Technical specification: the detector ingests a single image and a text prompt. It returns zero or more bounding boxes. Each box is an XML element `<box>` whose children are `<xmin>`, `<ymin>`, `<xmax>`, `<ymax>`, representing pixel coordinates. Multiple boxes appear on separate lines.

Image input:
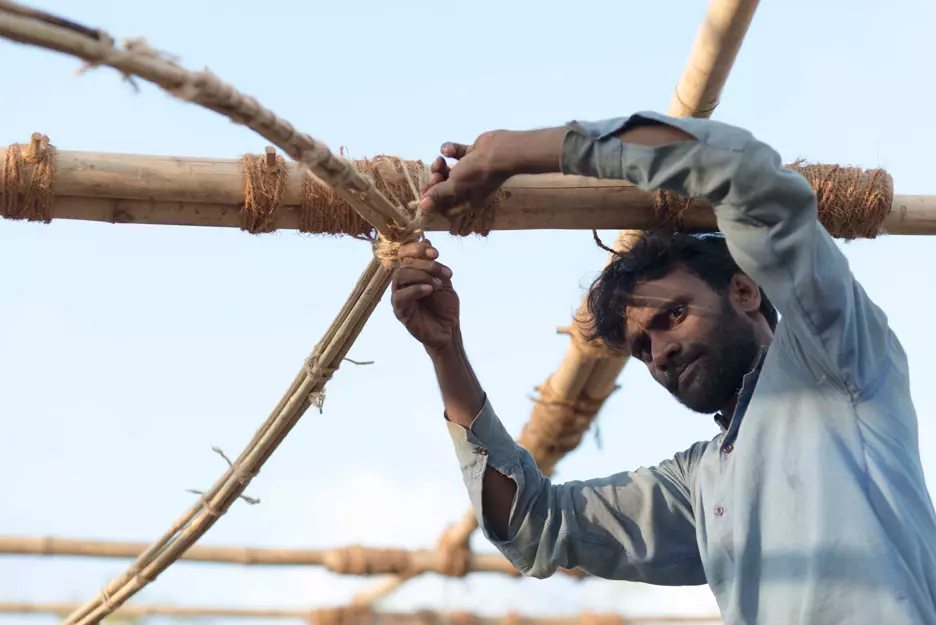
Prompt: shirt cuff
<box><xmin>445</xmin><ymin>396</ymin><xmax>522</xmax><ymax>479</ymax></box>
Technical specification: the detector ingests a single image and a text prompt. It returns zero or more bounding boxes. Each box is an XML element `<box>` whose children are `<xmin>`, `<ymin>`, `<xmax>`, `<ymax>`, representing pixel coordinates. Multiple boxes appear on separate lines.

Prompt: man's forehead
<box><xmin>624</xmin><ymin>270</ymin><xmax>706</xmax><ymax>324</ymax></box>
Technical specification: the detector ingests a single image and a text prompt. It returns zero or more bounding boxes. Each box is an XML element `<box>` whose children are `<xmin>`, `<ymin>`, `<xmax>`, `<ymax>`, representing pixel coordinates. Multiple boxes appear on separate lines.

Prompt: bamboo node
<box><xmin>323</xmin><ymin>545</ymin><xmax>414</xmax><ymax>576</ymax></box>
<box><xmin>1</xmin><ymin>133</ymin><xmax>55</xmax><ymax>223</ymax></box>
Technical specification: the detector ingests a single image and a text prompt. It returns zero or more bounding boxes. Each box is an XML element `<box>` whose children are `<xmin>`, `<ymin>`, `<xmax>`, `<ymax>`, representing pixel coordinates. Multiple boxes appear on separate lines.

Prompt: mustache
<box><xmin>663</xmin><ymin>348</ymin><xmax>704</xmax><ymax>393</ymax></box>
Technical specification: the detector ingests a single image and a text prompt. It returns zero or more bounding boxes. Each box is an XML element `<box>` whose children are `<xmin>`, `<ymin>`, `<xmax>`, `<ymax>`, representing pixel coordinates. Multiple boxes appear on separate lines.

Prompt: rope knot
<box><xmin>435</xmin><ymin>528</ymin><xmax>471</xmax><ymax>577</ymax></box>
<box><xmin>1</xmin><ymin>133</ymin><xmax>56</xmax><ymax>223</ymax></box>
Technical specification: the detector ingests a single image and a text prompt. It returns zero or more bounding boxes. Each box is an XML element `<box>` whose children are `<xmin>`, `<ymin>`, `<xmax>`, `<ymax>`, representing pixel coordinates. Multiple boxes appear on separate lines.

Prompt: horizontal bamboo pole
<box><xmin>0</xmin><ymin>603</ymin><xmax>722</xmax><ymax>623</ymax></box>
<box><xmin>0</xmin><ymin>536</ymin><xmax>521</xmax><ymax>576</ymax></box>
<box><xmin>3</xmin><ymin>149</ymin><xmax>935</xmax><ymax>235</ymax></box>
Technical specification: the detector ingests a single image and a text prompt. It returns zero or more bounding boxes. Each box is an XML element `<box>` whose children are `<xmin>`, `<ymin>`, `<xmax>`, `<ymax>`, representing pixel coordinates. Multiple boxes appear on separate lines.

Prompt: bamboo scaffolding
<box><xmin>0</xmin><ymin>603</ymin><xmax>722</xmax><ymax>623</ymax></box>
<box><xmin>350</xmin><ymin>0</ymin><xmax>766</xmax><ymax>608</ymax></box>
<box><xmin>0</xmin><ymin>3</ymin><xmax>424</xmax><ymax>623</ymax></box>
<box><xmin>1</xmin><ymin>148</ymin><xmax>935</xmax><ymax>235</ymax></box>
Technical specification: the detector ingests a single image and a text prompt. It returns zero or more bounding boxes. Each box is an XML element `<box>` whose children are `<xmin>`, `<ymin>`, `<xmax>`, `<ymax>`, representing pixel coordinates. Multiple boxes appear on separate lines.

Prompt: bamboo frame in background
<box><xmin>0</xmin><ymin>603</ymin><xmax>723</xmax><ymax>624</ymax></box>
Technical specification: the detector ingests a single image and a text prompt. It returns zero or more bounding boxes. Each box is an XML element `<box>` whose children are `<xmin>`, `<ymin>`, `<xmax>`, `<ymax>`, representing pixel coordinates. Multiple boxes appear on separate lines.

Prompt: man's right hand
<box><xmin>391</xmin><ymin>241</ymin><xmax>459</xmax><ymax>353</ymax></box>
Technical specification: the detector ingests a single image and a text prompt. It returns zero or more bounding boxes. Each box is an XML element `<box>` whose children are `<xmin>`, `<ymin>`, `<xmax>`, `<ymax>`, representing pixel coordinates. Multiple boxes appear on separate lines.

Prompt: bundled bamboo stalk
<box><xmin>0</xmin><ymin>603</ymin><xmax>723</xmax><ymax>623</ymax></box>
<box><xmin>0</xmin><ymin>3</ymin><xmax>429</xmax><ymax>623</ymax></box>
<box><xmin>2</xmin><ymin>146</ymin><xmax>936</xmax><ymax>237</ymax></box>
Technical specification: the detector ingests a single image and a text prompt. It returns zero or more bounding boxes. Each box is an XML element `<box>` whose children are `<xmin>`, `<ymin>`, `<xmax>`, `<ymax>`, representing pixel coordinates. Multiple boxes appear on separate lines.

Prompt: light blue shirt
<box><xmin>446</xmin><ymin>112</ymin><xmax>936</xmax><ymax>624</ymax></box>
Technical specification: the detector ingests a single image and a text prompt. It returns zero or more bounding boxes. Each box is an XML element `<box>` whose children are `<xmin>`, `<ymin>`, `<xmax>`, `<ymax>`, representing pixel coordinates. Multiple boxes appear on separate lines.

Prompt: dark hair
<box><xmin>585</xmin><ymin>232</ymin><xmax>778</xmax><ymax>352</ymax></box>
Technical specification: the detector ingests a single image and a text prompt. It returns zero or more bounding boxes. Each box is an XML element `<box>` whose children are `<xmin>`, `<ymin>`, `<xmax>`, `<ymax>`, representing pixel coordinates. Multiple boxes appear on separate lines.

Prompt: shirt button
<box><xmin>715</xmin><ymin>506</ymin><xmax>725</xmax><ymax>516</ymax></box>
<box><xmin>723</xmin><ymin>444</ymin><xmax>734</xmax><ymax>454</ymax></box>
<box><xmin>476</xmin><ymin>447</ymin><xmax>488</xmax><ymax>456</ymax></box>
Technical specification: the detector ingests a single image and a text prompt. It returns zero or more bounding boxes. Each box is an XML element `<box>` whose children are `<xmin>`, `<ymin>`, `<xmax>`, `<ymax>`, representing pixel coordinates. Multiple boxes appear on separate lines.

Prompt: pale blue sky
<box><xmin>2</xmin><ymin>0</ymin><xmax>935</xmax><ymax>623</ymax></box>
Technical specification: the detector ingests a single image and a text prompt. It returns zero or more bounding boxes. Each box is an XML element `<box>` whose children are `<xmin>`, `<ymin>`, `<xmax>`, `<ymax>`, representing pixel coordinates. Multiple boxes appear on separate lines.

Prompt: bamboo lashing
<box><xmin>349</xmin><ymin>0</ymin><xmax>766</xmax><ymax>608</ymax></box>
<box><xmin>0</xmin><ymin>535</ymin><xmax>589</xmax><ymax>578</ymax></box>
<box><xmin>0</xmin><ymin>2</ymin><xmax>433</xmax><ymax>623</ymax></box>
<box><xmin>0</xmin><ymin>603</ymin><xmax>723</xmax><ymax>623</ymax></box>
<box><xmin>2</xmin><ymin>145</ymin><xmax>935</xmax><ymax>237</ymax></box>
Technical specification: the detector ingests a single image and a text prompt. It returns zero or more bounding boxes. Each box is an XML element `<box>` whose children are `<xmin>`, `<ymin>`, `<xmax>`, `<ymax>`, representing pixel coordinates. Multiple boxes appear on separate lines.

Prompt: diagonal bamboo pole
<box><xmin>0</xmin><ymin>2</ymin><xmax>420</xmax><ymax>623</ymax></box>
<box><xmin>351</xmin><ymin>0</ymin><xmax>762</xmax><ymax>607</ymax></box>
<box><xmin>0</xmin><ymin>603</ymin><xmax>723</xmax><ymax>623</ymax></box>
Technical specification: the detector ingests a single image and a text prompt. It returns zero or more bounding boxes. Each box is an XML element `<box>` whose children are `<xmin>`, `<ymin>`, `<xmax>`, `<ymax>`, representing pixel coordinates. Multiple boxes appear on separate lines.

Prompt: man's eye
<box><xmin>669</xmin><ymin>305</ymin><xmax>687</xmax><ymax>321</ymax></box>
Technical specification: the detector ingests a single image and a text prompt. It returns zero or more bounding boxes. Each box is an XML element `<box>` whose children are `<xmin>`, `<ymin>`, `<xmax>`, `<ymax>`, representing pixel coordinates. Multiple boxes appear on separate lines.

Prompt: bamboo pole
<box><xmin>0</xmin><ymin>536</ymin><xmax>530</xmax><ymax>577</ymax></box>
<box><xmin>2</xmin><ymin>149</ymin><xmax>935</xmax><ymax>235</ymax></box>
<box><xmin>0</xmin><ymin>603</ymin><xmax>723</xmax><ymax>623</ymax></box>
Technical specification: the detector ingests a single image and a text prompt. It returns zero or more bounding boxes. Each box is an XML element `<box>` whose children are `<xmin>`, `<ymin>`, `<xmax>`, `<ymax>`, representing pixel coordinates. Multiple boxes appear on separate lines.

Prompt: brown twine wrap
<box><xmin>519</xmin><ymin>377</ymin><xmax>618</xmax><ymax>469</ymax></box>
<box><xmin>650</xmin><ymin>162</ymin><xmax>893</xmax><ymax>240</ymax></box>
<box><xmin>308</xmin><ymin>607</ymin><xmax>373</xmax><ymax>625</ymax></box>
<box><xmin>1</xmin><ymin>133</ymin><xmax>56</xmax><ymax>223</ymax></box>
<box><xmin>435</xmin><ymin>529</ymin><xmax>472</xmax><ymax>578</ymax></box>
<box><xmin>579</xmin><ymin>612</ymin><xmax>628</xmax><ymax>625</ymax></box>
<box><xmin>241</xmin><ymin>150</ymin><xmax>288</xmax><ymax>234</ymax></box>
<box><xmin>322</xmin><ymin>545</ymin><xmax>414</xmax><ymax>576</ymax></box>
<box><xmin>449</xmin><ymin>612</ymin><xmax>481</xmax><ymax>625</ymax></box>
<box><xmin>298</xmin><ymin>155</ymin><xmax>500</xmax><ymax>240</ymax></box>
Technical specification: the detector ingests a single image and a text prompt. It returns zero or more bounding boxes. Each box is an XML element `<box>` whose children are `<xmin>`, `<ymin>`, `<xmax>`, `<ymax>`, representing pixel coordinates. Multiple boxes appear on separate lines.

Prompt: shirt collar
<box><xmin>714</xmin><ymin>345</ymin><xmax>770</xmax><ymax>431</ymax></box>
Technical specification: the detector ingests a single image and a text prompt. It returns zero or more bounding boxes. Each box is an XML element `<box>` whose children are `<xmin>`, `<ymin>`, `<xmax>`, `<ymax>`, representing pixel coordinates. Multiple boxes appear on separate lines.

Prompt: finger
<box><xmin>400</xmin><ymin>257</ymin><xmax>453</xmax><ymax>281</ymax></box>
<box><xmin>421</xmin><ymin>179</ymin><xmax>462</xmax><ymax>214</ymax></box>
<box><xmin>430</xmin><ymin>156</ymin><xmax>450</xmax><ymax>176</ymax></box>
<box><xmin>391</xmin><ymin>284</ymin><xmax>435</xmax><ymax>311</ymax></box>
<box><xmin>441</xmin><ymin>142</ymin><xmax>472</xmax><ymax>160</ymax></box>
<box><xmin>397</xmin><ymin>241</ymin><xmax>439</xmax><ymax>261</ymax></box>
<box><xmin>394</xmin><ymin>267</ymin><xmax>444</xmax><ymax>289</ymax></box>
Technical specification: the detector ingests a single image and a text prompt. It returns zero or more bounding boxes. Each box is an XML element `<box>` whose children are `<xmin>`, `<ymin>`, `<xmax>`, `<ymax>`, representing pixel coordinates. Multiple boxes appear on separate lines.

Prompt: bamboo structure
<box><xmin>1</xmin><ymin>148</ymin><xmax>934</xmax><ymax>236</ymax></box>
<box><xmin>0</xmin><ymin>0</ymin><xmax>932</xmax><ymax>622</ymax></box>
<box><xmin>0</xmin><ymin>603</ymin><xmax>722</xmax><ymax>623</ymax></box>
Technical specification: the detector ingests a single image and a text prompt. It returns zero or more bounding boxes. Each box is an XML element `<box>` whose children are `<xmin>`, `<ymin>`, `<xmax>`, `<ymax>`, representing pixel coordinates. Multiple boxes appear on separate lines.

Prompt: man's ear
<box><xmin>729</xmin><ymin>272</ymin><xmax>762</xmax><ymax>316</ymax></box>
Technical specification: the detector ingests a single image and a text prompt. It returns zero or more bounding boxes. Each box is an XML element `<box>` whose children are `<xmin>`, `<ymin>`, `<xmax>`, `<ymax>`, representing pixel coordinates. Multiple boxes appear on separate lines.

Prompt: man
<box><xmin>390</xmin><ymin>112</ymin><xmax>936</xmax><ymax>624</ymax></box>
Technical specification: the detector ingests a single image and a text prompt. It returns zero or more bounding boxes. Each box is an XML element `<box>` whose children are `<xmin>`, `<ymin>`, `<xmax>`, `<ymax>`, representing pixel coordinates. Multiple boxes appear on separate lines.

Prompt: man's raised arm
<box><xmin>563</xmin><ymin>112</ymin><xmax>892</xmax><ymax>398</ymax></box>
<box><xmin>422</xmin><ymin>113</ymin><xmax>893</xmax><ymax>398</ymax></box>
<box><xmin>390</xmin><ymin>241</ymin><xmax>706</xmax><ymax>584</ymax></box>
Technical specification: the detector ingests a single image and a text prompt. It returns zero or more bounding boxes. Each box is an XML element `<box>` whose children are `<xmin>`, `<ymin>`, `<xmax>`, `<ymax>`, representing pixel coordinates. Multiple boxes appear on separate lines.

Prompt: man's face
<box><xmin>624</xmin><ymin>267</ymin><xmax>761</xmax><ymax>414</ymax></box>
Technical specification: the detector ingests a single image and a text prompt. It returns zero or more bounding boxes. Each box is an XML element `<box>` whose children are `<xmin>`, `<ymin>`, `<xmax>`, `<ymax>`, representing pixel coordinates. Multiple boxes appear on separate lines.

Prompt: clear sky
<box><xmin>2</xmin><ymin>0</ymin><xmax>935</xmax><ymax>623</ymax></box>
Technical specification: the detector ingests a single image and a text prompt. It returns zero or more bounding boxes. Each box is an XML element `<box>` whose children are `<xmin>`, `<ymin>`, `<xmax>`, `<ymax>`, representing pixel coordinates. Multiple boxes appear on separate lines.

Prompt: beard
<box><xmin>668</xmin><ymin>301</ymin><xmax>761</xmax><ymax>414</ymax></box>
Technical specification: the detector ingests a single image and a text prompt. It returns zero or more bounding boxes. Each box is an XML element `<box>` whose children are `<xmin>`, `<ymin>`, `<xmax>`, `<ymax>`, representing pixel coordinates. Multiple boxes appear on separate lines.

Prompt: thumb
<box><xmin>441</xmin><ymin>142</ymin><xmax>473</xmax><ymax>160</ymax></box>
<box><xmin>421</xmin><ymin>178</ymin><xmax>462</xmax><ymax>214</ymax></box>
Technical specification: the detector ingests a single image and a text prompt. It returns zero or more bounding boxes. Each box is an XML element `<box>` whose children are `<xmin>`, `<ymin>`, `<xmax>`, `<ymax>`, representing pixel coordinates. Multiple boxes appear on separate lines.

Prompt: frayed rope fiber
<box><xmin>650</xmin><ymin>162</ymin><xmax>893</xmax><ymax>240</ymax></box>
<box><xmin>1</xmin><ymin>133</ymin><xmax>56</xmax><ymax>223</ymax></box>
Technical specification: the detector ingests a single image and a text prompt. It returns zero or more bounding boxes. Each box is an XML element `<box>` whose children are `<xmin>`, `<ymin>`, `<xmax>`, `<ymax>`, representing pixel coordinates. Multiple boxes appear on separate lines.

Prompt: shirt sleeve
<box><xmin>561</xmin><ymin>112</ymin><xmax>894</xmax><ymax>399</ymax></box>
<box><xmin>446</xmin><ymin>397</ymin><xmax>707</xmax><ymax>585</ymax></box>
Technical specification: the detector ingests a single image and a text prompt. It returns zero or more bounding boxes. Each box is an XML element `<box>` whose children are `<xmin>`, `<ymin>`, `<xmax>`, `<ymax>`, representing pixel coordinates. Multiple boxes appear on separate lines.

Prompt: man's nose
<box><xmin>651</xmin><ymin>336</ymin><xmax>682</xmax><ymax>372</ymax></box>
